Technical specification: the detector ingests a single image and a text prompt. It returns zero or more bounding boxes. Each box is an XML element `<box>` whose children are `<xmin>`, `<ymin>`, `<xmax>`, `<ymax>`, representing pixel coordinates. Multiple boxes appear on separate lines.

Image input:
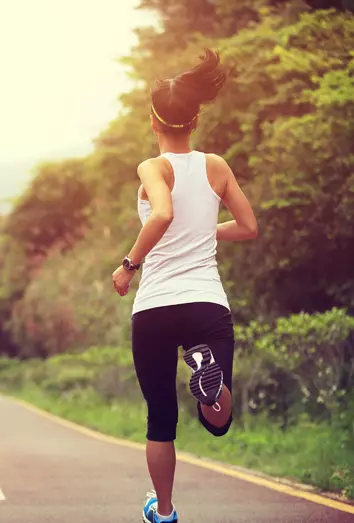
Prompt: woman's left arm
<box><xmin>112</xmin><ymin>158</ymin><xmax>173</xmax><ymax>295</ymax></box>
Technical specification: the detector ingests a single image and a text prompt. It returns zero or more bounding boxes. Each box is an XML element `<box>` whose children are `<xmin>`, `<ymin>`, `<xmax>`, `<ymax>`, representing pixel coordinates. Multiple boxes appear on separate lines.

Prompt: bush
<box><xmin>0</xmin><ymin>357</ymin><xmax>23</xmax><ymax>390</ymax></box>
<box><xmin>233</xmin><ymin>308</ymin><xmax>354</xmax><ymax>424</ymax></box>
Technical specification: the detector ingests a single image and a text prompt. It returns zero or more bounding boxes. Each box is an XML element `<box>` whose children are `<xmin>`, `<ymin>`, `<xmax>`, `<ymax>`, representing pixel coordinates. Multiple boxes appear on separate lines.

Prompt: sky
<box><xmin>0</xmin><ymin>0</ymin><xmax>156</xmax><ymax>212</ymax></box>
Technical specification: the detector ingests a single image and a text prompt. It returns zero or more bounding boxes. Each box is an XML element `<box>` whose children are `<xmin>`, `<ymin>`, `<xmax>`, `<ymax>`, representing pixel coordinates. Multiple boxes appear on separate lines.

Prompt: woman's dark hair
<box><xmin>151</xmin><ymin>48</ymin><xmax>226</xmax><ymax>134</ymax></box>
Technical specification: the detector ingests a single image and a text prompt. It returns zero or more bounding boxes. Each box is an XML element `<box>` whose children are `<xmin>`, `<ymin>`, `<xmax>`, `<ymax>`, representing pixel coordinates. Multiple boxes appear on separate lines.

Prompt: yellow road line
<box><xmin>7</xmin><ymin>395</ymin><xmax>354</xmax><ymax>515</ymax></box>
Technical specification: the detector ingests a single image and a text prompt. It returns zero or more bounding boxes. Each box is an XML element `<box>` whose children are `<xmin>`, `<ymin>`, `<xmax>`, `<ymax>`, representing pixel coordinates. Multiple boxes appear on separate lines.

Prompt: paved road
<box><xmin>1</xmin><ymin>395</ymin><xmax>353</xmax><ymax>523</ymax></box>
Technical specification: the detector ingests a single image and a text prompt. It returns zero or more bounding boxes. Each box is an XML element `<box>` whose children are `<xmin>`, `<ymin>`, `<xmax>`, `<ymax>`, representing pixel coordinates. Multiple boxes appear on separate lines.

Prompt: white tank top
<box><xmin>132</xmin><ymin>150</ymin><xmax>230</xmax><ymax>315</ymax></box>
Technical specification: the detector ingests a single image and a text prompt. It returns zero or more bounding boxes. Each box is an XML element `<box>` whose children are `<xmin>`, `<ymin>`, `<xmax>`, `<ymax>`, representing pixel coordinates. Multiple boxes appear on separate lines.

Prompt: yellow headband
<box><xmin>151</xmin><ymin>103</ymin><xmax>198</xmax><ymax>129</ymax></box>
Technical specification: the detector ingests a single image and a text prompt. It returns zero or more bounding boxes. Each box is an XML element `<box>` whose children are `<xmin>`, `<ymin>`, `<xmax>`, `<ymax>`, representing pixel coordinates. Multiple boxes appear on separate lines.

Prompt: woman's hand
<box><xmin>112</xmin><ymin>266</ymin><xmax>136</xmax><ymax>296</ymax></box>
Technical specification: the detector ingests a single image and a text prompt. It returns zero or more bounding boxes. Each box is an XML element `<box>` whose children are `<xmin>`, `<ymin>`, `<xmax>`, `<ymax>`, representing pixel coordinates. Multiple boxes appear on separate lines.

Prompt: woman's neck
<box><xmin>157</xmin><ymin>133</ymin><xmax>192</xmax><ymax>154</ymax></box>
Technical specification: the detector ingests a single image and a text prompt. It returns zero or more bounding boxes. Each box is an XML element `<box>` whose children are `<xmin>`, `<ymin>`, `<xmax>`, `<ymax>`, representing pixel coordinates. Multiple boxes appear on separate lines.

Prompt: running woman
<box><xmin>112</xmin><ymin>48</ymin><xmax>258</xmax><ymax>523</ymax></box>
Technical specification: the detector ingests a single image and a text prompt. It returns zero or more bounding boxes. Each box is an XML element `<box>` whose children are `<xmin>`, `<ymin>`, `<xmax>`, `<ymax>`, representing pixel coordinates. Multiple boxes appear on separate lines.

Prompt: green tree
<box><xmin>5</xmin><ymin>158</ymin><xmax>93</xmax><ymax>256</ymax></box>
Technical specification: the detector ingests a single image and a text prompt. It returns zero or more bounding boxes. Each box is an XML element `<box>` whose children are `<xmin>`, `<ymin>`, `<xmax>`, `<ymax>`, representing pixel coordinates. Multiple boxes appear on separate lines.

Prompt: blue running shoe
<box><xmin>143</xmin><ymin>489</ymin><xmax>178</xmax><ymax>523</ymax></box>
<box><xmin>184</xmin><ymin>344</ymin><xmax>223</xmax><ymax>407</ymax></box>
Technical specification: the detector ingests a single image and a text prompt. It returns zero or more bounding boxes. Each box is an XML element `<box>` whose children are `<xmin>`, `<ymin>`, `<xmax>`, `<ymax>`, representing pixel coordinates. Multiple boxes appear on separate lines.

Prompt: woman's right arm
<box><xmin>212</xmin><ymin>155</ymin><xmax>258</xmax><ymax>242</ymax></box>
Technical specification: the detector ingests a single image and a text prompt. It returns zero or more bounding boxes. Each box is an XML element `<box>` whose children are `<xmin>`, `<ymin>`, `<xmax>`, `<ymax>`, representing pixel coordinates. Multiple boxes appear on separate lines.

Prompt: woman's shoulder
<box><xmin>137</xmin><ymin>156</ymin><xmax>174</xmax><ymax>198</ymax></box>
<box><xmin>138</xmin><ymin>155</ymin><xmax>163</xmax><ymax>169</ymax></box>
<box><xmin>137</xmin><ymin>156</ymin><xmax>173</xmax><ymax>183</ymax></box>
<box><xmin>138</xmin><ymin>155</ymin><xmax>171</xmax><ymax>169</ymax></box>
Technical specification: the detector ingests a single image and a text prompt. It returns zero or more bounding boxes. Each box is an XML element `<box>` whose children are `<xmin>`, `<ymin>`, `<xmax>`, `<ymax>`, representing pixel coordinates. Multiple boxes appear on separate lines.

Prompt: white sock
<box><xmin>156</xmin><ymin>507</ymin><xmax>174</xmax><ymax>521</ymax></box>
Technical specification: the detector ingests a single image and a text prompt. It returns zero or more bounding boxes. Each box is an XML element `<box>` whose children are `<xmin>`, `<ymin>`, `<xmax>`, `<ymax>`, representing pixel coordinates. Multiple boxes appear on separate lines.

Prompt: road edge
<box><xmin>3</xmin><ymin>393</ymin><xmax>354</xmax><ymax>515</ymax></box>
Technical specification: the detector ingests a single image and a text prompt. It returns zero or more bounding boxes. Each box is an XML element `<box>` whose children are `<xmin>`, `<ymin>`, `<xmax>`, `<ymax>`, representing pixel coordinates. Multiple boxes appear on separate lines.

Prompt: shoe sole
<box><xmin>184</xmin><ymin>344</ymin><xmax>223</xmax><ymax>406</ymax></box>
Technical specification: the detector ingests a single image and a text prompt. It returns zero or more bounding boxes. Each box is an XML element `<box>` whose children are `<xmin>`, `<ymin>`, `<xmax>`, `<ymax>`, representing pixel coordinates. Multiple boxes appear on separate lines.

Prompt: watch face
<box><xmin>123</xmin><ymin>258</ymin><xmax>130</xmax><ymax>269</ymax></box>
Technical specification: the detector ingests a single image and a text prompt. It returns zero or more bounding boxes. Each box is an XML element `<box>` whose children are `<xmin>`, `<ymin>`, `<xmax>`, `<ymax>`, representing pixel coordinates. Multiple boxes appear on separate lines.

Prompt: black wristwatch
<box><xmin>122</xmin><ymin>256</ymin><xmax>141</xmax><ymax>271</ymax></box>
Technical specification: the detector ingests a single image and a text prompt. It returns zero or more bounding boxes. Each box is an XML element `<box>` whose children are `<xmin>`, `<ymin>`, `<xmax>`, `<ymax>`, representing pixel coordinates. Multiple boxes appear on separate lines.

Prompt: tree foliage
<box><xmin>4</xmin><ymin>159</ymin><xmax>93</xmax><ymax>256</ymax></box>
<box><xmin>0</xmin><ymin>1</ymin><xmax>353</xmax><ymax>386</ymax></box>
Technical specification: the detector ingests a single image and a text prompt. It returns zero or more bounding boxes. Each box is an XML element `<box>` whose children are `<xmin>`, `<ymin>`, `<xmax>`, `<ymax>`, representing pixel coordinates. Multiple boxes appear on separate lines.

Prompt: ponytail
<box><xmin>151</xmin><ymin>48</ymin><xmax>226</xmax><ymax>133</ymax></box>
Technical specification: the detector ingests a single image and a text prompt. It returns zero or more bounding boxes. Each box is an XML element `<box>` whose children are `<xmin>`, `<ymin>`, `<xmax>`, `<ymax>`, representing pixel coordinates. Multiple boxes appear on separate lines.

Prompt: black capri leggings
<box><xmin>132</xmin><ymin>302</ymin><xmax>235</xmax><ymax>442</ymax></box>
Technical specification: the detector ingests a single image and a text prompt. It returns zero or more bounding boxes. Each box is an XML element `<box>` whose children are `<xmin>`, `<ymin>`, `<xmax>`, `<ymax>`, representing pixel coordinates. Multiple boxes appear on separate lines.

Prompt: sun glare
<box><xmin>0</xmin><ymin>0</ymin><xmax>155</xmax><ymax>205</ymax></box>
